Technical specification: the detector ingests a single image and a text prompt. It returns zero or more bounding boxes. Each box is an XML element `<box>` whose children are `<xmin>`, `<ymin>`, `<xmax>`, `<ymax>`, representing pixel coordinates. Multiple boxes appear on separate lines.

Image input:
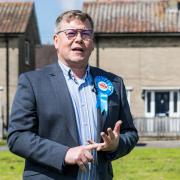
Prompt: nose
<box><xmin>74</xmin><ymin>32</ymin><xmax>83</xmax><ymax>42</ymax></box>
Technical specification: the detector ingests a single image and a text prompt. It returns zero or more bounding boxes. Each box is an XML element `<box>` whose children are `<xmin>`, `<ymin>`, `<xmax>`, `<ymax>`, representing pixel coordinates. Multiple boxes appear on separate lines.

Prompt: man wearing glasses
<box><xmin>8</xmin><ymin>10</ymin><xmax>138</xmax><ymax>180</ymax></box>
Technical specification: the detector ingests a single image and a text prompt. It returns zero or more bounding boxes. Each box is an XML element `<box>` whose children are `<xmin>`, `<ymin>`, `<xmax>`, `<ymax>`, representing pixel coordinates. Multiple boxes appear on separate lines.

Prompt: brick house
<box><xmin>83</xmin><ymin>0</ymin><xmax>180</xmax><ymax>138</ymax></box>
<box><xmin>0</xmin><ymin>1</ymin><xmax>40</xmax><ymax>138</ymax></box>
<box><xmin>36</xmin><ymin>45</ymin><xmax>57</xmax><ymax>70</ymax></box>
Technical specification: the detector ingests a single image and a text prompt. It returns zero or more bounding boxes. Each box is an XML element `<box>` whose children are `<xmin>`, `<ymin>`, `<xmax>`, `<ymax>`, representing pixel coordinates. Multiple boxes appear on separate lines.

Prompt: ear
<box><xmin>53</xmin><ymin>34</ymin><xmax>59</xmax><ymax>49</ymax></box>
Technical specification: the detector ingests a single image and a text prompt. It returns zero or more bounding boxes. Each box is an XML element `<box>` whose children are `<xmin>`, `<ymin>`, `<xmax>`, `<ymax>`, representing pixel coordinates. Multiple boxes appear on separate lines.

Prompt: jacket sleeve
<box><xmin>105</xmin><ymin>78</ymin><xmax>139</xmax><ymax>160</ymax></box>
<box><xmin>7</xmin><ymin>73</ymin><xmax>69</xmax><ymax>172</ymax></box>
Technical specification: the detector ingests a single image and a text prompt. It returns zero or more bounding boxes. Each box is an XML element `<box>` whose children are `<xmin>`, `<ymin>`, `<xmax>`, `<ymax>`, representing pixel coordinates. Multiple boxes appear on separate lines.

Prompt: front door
<box><xmin>155</xmin><ymin>92</ymin><xmax>169</xmax><ymax>117</ymax></box>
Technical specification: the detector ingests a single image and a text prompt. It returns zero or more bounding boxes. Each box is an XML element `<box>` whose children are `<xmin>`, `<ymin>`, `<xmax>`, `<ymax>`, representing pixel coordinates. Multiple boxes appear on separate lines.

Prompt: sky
<box><xmin>19</xmin><ymin>0</ymin><xmax>84</xmax><ymax>44</ymax></box>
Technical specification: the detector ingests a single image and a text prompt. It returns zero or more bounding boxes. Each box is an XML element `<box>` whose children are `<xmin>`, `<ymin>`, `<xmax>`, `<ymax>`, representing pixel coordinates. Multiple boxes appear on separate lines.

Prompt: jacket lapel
<box><xmin>90</xmin><ymin>67</ymin><xmax>107</xmax><ymax>141</ymax></box>
<box><xmin>90</xmin><ymin>67</ymin><xmax>118</xmax><ymax>136</ymax></box>
<box><xmin>48</xmin><ymin>63</ymin><xmax>79</xmax><ymax>145</ymax></box>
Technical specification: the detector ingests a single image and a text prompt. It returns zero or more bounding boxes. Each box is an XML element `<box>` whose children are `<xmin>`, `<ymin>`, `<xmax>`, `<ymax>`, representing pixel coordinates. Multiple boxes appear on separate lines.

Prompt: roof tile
<box><xmin>83</xmin><ymin>0</ymin><xmax>180</xmax><ymax>33</ymax></box>
<box><xmin>0</xmin><ymin>2</ymin><xmax>33</xmax><ymax>33</ymax></box>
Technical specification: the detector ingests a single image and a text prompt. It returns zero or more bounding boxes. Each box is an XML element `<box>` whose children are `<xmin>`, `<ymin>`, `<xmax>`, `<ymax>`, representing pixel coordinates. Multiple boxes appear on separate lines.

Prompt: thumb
<box><xmin>113</xmin><ymin>120</ymin><xmax>122</xmax><ymax>135</ymax></box>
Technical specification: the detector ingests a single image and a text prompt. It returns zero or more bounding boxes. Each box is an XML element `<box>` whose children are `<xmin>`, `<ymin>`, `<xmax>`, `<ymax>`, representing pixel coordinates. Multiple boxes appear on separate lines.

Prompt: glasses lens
<box><xmin>64</xmin><ymin>29</ymin><xmax>93</xmax><ymax>40</ymax></box>
<box><xmin>81</xmin><ymin>30</ymin><xmax>93</xmax><ymax>39</ymax></box>
<box><xmin>65</xmin><ymin>29</ymin><xmax>77</xmax><ymax>39</ymax></box>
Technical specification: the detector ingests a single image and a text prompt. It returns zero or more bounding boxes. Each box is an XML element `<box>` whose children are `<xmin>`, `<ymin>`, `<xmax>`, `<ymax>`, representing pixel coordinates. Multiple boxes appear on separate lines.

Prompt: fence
<box><xmin>0</xmin><ymin>116</ymin><xmax>2</xmax><ymax>139</ymax></box>
<box><xmin>134</xmin><ymin>117</ymin><xmax>180</xmax><ymax>137</ymax></box>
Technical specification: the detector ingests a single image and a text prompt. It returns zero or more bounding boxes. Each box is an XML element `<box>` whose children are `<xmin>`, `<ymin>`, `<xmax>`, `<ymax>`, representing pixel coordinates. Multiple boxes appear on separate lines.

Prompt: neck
<box><xmin>58</xmin><ymin>59</ymin><xmax>88</xmax><ymax>79</ymax></box>
<box><xmin>71</xmin><ymin>67</ymin><xmax>86</xmax><ymax>78</ymax></box>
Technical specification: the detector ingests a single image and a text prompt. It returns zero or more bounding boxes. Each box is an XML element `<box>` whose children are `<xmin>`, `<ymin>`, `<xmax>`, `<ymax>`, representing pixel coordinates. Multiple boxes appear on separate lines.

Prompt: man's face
<box><xmin>54</xmin><ymin>18</ymin><xmax>94</xmax><ymax>69</ymax></box>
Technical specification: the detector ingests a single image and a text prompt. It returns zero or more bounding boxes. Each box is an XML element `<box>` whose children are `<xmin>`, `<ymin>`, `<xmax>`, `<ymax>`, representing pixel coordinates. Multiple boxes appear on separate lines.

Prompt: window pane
<box><xmin>147</xmin><ymin>92</ymin><xmax>151</xmax><ymax>113</ymax></box>
<box><xmin>25</xmin><ymin>41</ymin><xmax>30</xmax><ymax>65</ymax></box>
<box><xmin>155</xmin><ymin>92</ymin><xmax>169</xmax><ymax>117</ymax></box>
<box><xmin>174</xmin><ymin>91</ymin><xmax>178</xmax><ymax>113</ymax></box>
<box><xmin>178</xmin><ymin>2</ymin><xmax>180</xmax><ymax>10</ymax></box>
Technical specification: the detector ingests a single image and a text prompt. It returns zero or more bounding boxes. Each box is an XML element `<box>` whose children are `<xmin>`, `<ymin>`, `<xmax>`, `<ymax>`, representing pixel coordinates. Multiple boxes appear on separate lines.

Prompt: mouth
<box><xmin>71</xmin><ymin>47</ymin><xmax>84</xmax><ymax>52</ymax></box>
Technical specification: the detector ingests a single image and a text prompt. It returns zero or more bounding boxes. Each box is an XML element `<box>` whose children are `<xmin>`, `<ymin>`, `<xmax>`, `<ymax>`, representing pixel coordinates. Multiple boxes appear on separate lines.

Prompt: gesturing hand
<box><xmin>88</xmin><ymin>120</ymin><xmax>122</xmax><ymax>152</ymax></box>
<box><xmin>64</xmin><ymin>144</ymin><xmax>98</xmax><ymax>171</ymax></box>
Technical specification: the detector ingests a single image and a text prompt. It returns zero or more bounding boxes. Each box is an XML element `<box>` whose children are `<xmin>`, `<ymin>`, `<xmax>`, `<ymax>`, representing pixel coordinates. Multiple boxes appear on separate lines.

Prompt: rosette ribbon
<box><xmin>95</xmin><ymin>76</ymin><xmax>114</xmax><ymax>113</ymax></box>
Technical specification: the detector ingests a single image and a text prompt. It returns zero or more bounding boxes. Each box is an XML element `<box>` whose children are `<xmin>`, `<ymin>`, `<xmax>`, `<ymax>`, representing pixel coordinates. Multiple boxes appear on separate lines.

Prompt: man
<box><xmin>8</xmin><ymin>10</ymin><xmax>138</xmax><ymax>180</ymax></box>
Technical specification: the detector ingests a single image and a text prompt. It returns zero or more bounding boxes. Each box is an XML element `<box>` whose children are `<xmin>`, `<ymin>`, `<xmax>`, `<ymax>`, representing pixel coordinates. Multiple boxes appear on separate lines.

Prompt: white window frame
<box><xmin>126</xmin><ymin>86</ymin><xmax>133</xmax><ymax>107</ymax></box>
<box><xmin>143</xmin><ymin>87</ymin><xmax>180</xmax><ymax>118</ymax></box>
<box><xmin>169</xmin><ymin>91</ymin><xmax>180</xmax><ymax>117</ymax></box>
<box><xmin>145</xmin><ymin>91</ymin><xmax>155</xmax><ymax>118</ymax></box>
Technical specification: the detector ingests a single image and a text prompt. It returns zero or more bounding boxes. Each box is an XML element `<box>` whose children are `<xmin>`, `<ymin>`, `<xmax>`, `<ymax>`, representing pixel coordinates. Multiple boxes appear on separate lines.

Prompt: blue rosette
<box><xmin>95</xmin><ymin>76</ymin><xmax>114</xmax><ymax>113</ymax></box>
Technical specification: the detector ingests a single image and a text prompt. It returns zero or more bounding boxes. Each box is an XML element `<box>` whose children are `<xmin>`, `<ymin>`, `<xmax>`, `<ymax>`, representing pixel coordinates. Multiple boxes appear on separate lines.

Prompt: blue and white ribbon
<box><xmin>95</xmin><ymin>76</ymin><xmax>114</xmax><ymax>113</ymax></box>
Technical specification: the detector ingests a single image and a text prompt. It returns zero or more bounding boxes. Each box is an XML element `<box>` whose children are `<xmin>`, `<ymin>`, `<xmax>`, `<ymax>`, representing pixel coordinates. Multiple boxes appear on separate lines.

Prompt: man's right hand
<box><xmin>64</xmin><ymin>144</ymin><xmax>98</xmax><ymax>171</ymax></box>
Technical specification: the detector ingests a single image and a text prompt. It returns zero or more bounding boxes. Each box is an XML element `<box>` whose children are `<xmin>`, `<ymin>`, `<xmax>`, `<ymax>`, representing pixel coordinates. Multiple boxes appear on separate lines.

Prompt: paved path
<box><xmin>0</xmin><ymin>145</ymin><xmax>8</xmax><ymax>151</ymax></box>
<box><xmin>137</xmin><ymin>140</ymin><xmax>180</xmax><ymax>148</ymax></box>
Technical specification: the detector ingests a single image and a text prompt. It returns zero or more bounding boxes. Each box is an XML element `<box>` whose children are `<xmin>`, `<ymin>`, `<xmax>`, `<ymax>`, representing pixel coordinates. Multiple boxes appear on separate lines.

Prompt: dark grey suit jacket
<box><xmin>8</xmin><ymin>62</ymin><xmax>138</xmax><ymax>180</ymax></box>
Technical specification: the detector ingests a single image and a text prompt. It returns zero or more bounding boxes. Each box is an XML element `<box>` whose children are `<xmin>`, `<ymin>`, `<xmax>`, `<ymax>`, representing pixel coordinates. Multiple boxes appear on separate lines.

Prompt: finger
<box><xmin>107</xmin><ymin>128</ymin><xmax>115</xmax><ymax>140</ymax></box>
<box><xmin>81</xmin><ymin>154</ymin><xmax>89</xmax><ymax>165</ymax></box>
<box><xmin>84</xmin><ymin>143</ymin><xmax>99</xmax><ymax>150</ymax></box>
<box><xmin>101</xmin><ymin>132</ymin><xmax>111</xmax><ymax>144</ymax></box>
<box><xmin>97</xmin><ymin>144</ymin><xmax>104</xmax><ymax>151</ymax></box>
<box><xmin>87</xmin><ymin>140</ymin><xmax>95</xmax><ymax>144</ymax></box>
<box><xmin>78</xmin><ymin>161</ymin><xmax>87</xmax><ymax>171</ymax></box>
<box><xmin>88</xmin><ymin>142</ymin><xmax>104</xmax><ymax>151</ymax></box>
<box><xmin>84</xmin><ymin>150</ymin><xmax>93</xmax><ymax>162</ymax></box>
<box><xmin>113</xmin><ymin>120</ymin><xmax>122</xmax><ymax>135</ymax></box>
<box><xmin>87</xmin><ymin>140</ymin><xmax>105</xmax><ymax>152</ymax></box>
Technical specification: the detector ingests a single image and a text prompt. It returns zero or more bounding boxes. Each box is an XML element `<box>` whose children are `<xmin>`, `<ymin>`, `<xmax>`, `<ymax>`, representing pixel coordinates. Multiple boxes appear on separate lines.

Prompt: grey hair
<box><xmin>54</xmin><ymin>10</ymin><xmax>94</xmax><ymax>33</ymax></box>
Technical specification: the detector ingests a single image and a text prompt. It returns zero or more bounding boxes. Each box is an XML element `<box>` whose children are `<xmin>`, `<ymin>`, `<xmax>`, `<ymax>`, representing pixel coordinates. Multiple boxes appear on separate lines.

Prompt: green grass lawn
<box><xmin>113</xmin><ymin>148</ymin><xmax>180</xmax><ymax>180</ymax></box>
<box><xmin>0</xmin><ymin>139</ymin><xmax>6</xmax><ymax>146</ymax></box>
<box><xmin>0</xmin><ymin>151</ymin><xmax>24</xmax><ymax>180</ymax></box>
<box><xmin>0</xmin><ymin>148</ymin><xmax>179</xmax><ymax>180</ymax></box>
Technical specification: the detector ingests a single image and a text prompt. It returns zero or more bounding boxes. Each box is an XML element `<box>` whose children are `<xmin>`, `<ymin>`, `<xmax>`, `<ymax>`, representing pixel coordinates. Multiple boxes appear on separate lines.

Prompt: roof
<box><xmin>0</xmin><ymin>1</ymin><xmax>34</xmax><ymax>33</ymax></box>
<box><xmin>83</xmin><ymin>0</ymin><xmax>180</xmax><ymax>33</ymax></box>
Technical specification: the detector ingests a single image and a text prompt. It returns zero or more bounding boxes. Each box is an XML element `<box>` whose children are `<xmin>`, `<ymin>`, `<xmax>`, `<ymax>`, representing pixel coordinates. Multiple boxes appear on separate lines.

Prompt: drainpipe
<box><xmin>5</xmin><ymin>35</ymin><xmax>9</xmax><ymax>130</ymax></box>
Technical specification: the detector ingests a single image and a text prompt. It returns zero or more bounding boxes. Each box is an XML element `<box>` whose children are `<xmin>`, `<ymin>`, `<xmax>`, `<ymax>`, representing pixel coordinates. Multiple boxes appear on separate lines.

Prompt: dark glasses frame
<box><xmin>56</xmin><ymin>29</ymin><xmax>94</xmax><ymax>40</ymax></box>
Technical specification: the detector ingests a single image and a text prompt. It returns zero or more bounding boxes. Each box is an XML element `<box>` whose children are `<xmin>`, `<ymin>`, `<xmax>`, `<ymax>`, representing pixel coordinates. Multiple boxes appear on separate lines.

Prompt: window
<box><xmin>25</xmin><ymin>41</ymin><xmax>30</xmax><ymax>65</ymax></box>
<box><xmin>178</xmin><ymin>2</ymin><xmax>180</xmax><ymax>10</ymax></box>
<box><xmin>145</xmin><ymin>91</ymin><xmax>155</xmax><ymax>118</ymax></box>
<box><xmin>155</xmin><ymin>92</ymin><xmax>169</xmax><ymax>117</ymax></box>
<box><xmin>144</xmin><ymin>89</ymin><xmax>180</xmax><ymax>118</ymax></box>
<box><xmin>147</xmin><ymin>92</ymin><xmax>151</xmax><ymax>113</ymax></box>
<box><xmin>173</xmin><ymin>91</ymin><xmax>178</xmax><ymax>113</ymax></box>
<box><xmin>126</xmin><ymin>86</ymin><xmax>133</xmax><ymax>107</ymax></box>
<box><xmin>170</xmin><ymin>91</ymin><xmax>180</xmax><ymax>117</ymax></box>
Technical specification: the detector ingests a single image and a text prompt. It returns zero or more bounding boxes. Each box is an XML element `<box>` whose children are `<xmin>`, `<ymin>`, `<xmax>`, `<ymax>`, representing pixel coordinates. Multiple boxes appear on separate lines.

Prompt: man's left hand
<box><xmin>88</xmin><ymin>120</ymin><xmax>122</xmax><ymax>152</ymax></box>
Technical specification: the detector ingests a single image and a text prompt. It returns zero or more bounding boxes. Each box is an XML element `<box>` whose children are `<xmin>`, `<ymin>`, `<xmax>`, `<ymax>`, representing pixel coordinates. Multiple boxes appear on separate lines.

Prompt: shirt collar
<box><xmin>58</xmin><ymin>60</ymin><xmax>71</xmax><ymax>78</ymax></box>
<box><xmin>58</xmin><ymin>60</ymin><xmax>92</xmax><ymax>84</ymax></box>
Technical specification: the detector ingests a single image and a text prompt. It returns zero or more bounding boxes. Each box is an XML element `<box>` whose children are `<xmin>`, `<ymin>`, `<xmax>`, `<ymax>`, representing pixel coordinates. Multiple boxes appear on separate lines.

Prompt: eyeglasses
<box><xmin>56</xmin><ymin>29</ymin><xmax>93</xmax><ymax>40</ymax></box>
